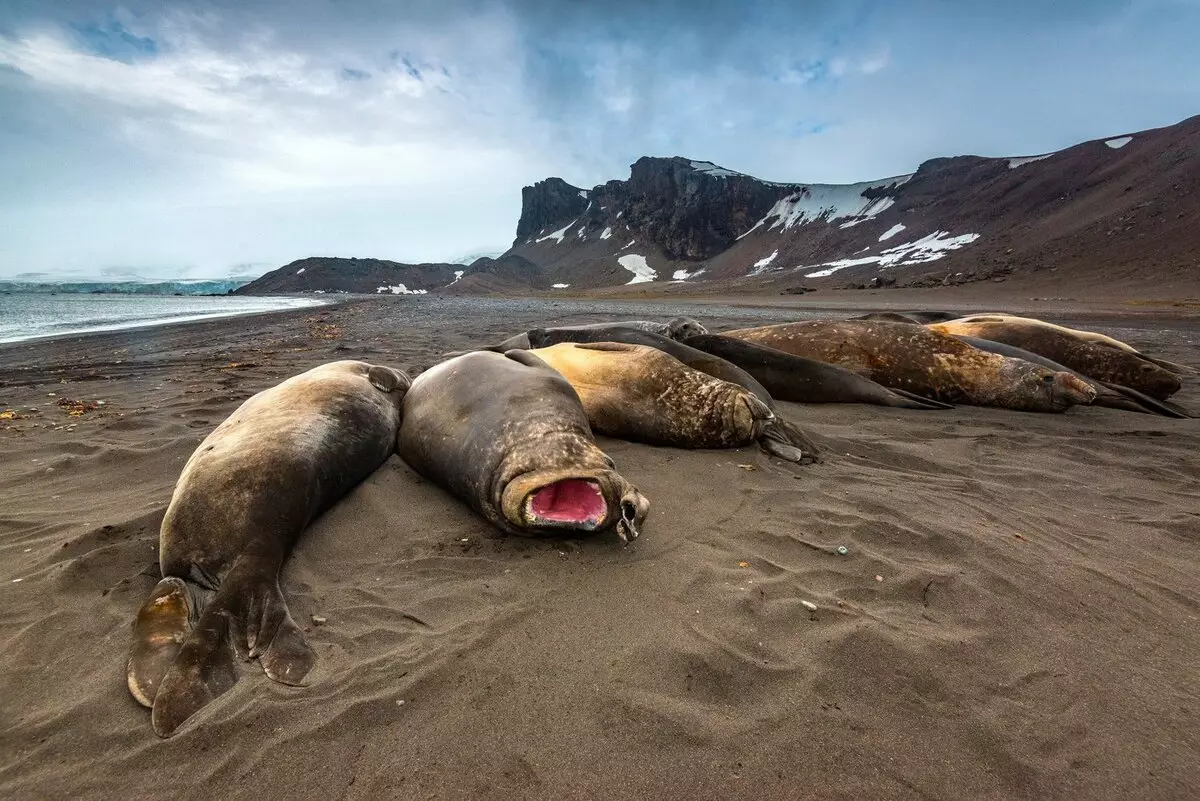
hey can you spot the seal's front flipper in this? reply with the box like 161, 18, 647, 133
150, 598, 237, 738
760, 419, 820, 465
127, 577, 195, 708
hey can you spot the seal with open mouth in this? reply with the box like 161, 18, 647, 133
396, 350, 648, 541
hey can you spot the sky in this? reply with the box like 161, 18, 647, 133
1, 0, 1198, 280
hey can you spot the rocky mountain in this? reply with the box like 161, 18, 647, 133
235, 257, 466, 295
503, 114, 1200, 293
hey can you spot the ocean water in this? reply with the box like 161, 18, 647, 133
0, 292, 326, 344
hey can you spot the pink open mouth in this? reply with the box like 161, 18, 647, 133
526, 479, 607, 528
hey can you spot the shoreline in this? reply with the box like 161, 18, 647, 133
0, 293, 331, 347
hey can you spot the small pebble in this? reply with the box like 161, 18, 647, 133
800, 600, 817, 612
836, 546, 849, 555
311, 615, 327, 625
875, 575, 884, 582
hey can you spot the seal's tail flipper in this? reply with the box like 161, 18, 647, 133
127, 577, 197, 709
150, 592, 238, 738
1098, 381, 1194, 418
759, 418, 821, 465
149, 564, 315, 737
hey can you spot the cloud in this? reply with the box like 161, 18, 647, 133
0, 0, 1198, 277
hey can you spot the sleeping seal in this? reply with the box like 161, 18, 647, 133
127, 360, 409, 737
723, 320, 1097, 412
937, 314, 1195, 376
528, 341, 819, 463
490, 316, 707, 351
952, 335, 1191, 418
521, 325, 777, 405
396, 350, 649, 542
679, 333, 953, 410
928, 318, 1183, 400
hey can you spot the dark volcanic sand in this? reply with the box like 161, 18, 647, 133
1, 296, 1198, 800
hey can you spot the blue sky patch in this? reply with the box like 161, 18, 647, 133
70, 20, 157, 64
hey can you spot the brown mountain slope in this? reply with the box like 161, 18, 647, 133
503, 114, 1200, 295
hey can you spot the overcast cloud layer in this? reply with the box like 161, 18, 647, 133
2, 0, 1198, 279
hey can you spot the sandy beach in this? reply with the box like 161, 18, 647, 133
1, 293, 1197, 800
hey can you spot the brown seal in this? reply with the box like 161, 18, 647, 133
939, 314, 1195, 377
527, 341, 819, 462
126, 360, 409, 737
723, 320, 1097, 412
928, 318, 1182, 400
396, 350, 649, 541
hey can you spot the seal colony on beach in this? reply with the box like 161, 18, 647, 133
124, 310, 1193, 737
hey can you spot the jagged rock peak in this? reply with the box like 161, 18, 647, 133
515, 177, 590, 241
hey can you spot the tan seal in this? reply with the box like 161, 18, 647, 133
527, 341, 819, 462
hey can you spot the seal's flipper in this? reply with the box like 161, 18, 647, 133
887, 388, 956, 410
1098, 381, 1193, 418
127, 577, 194, 708
571, 342, 639, 353
151, 598, 238, 738
150, 568, 315, 737
759, 419, 820, 465
221, 567, 317, 685
503, 349, 552, 370
367, 365, 411, 394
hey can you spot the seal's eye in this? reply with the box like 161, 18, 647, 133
1041, 375, 1055, 384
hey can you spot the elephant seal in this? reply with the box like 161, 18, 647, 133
528, 342, 819, 463
521, 325, 777, 407
680, 333, 953, 410
723, 320, 1097, 412
490, 316, 707, 351
127, 360, 410, 737
396, 350, 648, 541
953, 335, 1191, 419
928, 319, 1183, 400
943, 314, 1195, 375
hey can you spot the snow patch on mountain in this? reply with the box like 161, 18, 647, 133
618, 254, 656, 284
672, 268, 705, 281
1105, 136, 1132, 149
536, 219, 577, 244
879, 224, 906, 241
803, 231, 980, 277
749, 249, 779, 275
376, 284, 428, 295
689, 160, 745, 178
296, 267, 306, 274
600, 226, 613, 240
552, 283, 570, 289
1008, 153, 1053, 168
736, 175, 912, 239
